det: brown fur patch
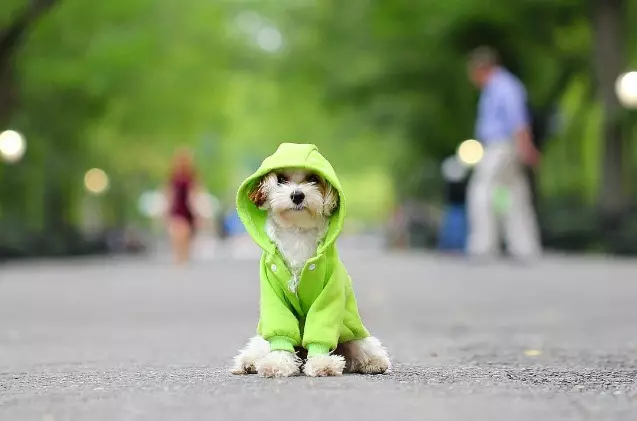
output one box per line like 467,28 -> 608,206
321,182 -> 339,215
248,180 -> 267,207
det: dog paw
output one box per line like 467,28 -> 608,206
230,336 -> 270,375
230,360 -> 257,375
230,352 -> 259,375
343,336 -> 391,375
255,350 -> 301,378
303,354 -> 346,377
354,354 -> 391,375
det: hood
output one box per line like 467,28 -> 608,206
236,143 -> 346,254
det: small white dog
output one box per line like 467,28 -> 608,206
231,143 -> 391,378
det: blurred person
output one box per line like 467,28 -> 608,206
166,148 -> 199,264
438,157 -> 470,253
466,46 -> 541,261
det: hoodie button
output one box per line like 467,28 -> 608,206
271,264 -> 277,272
308,264 -> 316,271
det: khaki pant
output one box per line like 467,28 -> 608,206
467,141 -> 541,259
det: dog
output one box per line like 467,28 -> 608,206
230,143 -> 391,378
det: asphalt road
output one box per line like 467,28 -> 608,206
1,248 -> 636,420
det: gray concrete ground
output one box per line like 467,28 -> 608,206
1,246 -> 636,421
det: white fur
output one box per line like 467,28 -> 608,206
303,354 -> 346,377
258,169 -> 334,293
258,170 -> 337,220
340,336 -> 391,374
230,335 -> 271,374
266,217 -> 327,292
255,350 -> 302,378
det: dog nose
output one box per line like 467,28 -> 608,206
290,191 -> 305,205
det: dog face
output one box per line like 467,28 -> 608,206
248,168 -> 338,228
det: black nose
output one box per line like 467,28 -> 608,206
290,191 -> 305,205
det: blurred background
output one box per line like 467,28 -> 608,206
1,0 -> 637,261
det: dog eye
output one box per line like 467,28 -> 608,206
306,174 -> 320,184
277,174 -> 287,184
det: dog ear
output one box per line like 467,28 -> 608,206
322,183 -> 339,216
248,172 -> 277,209
248,178 -> 268,208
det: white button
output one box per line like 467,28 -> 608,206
308,264 -> 316,271
271,264 -> 277,272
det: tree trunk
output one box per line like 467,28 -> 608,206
592,0 -> 627,224
0,0 -> 60,125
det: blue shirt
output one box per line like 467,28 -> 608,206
475,67 -> 529,144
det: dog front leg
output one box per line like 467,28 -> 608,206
230,335 -> 271,374
255,350 -> 302,378
340,336 -> 391,374
303,353 -> 346,377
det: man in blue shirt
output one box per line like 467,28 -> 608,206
466,47 -> 541,260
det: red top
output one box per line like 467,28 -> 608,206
169,170 -> 195,222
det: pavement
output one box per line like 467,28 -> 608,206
1,243 -> 637,420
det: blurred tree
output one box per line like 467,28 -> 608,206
0,0 -> 243,254
299,0 -> 587,158
591,0 -> 627,223
2,0 -> 637,256
0,0 -> 58,125
278,0 -> 633,211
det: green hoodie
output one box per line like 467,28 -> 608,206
236,143 -> 370,356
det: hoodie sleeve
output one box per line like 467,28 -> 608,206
302,263 -> 347,356
258,258 -> 301,352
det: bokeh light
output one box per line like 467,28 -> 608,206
256,26 -> 283,52
615,71 -> 637,108
233,10 -> 283,53
193,191 -> 221,219
137,190 -> 167,218
457,139 -> 484,166
441,155 -> 469,182
84,168 -> 109,195
0,130 -> 27,163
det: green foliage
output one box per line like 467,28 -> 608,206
1,0 -> 636,241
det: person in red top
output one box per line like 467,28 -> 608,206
166,148 -> 199,263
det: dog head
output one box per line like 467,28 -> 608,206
248,168 -> 338,228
